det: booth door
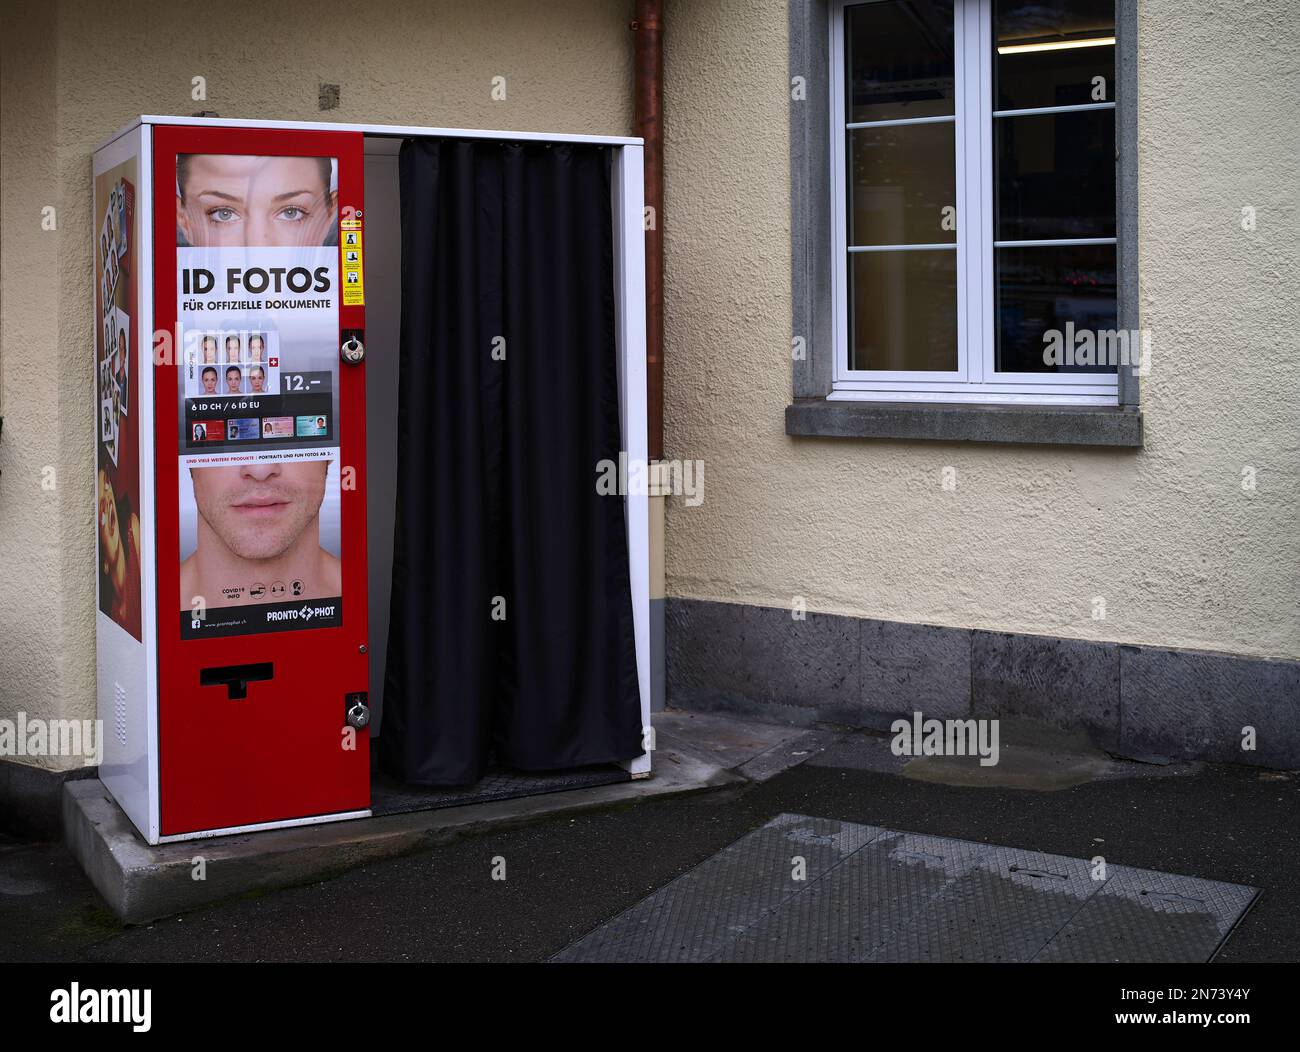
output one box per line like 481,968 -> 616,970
152,125 -> 370,836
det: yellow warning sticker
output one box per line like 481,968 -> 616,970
338,207 -> 365,303
341,230 -> 364,305
342,266 -> 365,305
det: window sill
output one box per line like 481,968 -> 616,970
785,398 -> 1143,448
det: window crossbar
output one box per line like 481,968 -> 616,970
848,243 -> 958,253
845,113 -> 957,130
992,101 -> 1116,118
993,237 -> 1117,248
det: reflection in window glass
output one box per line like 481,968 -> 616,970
994,0 -> 1116,110
996,108 -> 1116,240
850,123 -> 957,246
847,0 -> 956,122
837,0 -> 1121,389
851,250 -> 958,371
995,244 -> 1117,374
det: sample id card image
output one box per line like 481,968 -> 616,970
191,419 -> 226,443
260,416 -> 295,439
225,417 -> 260,441
295,415 -> 329,437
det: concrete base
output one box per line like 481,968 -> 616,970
64,744 -> 740,925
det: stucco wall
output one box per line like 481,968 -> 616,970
0,0 -> 634,772
662,0 -> 1300,659
0,2 -> 65,769
2,0 -> 1296,777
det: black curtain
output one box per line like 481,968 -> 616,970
381,137 -> 643,786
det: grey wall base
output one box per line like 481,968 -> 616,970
651,595 -> 666,712
0,759 -> 97,840
666,598 -> 1300,769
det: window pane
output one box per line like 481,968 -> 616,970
994,0 -> 1116,111
995,244 -> 1117,373
850,250 -> 958,371
846,0 -> 955,122
849,124 -> 957,246
995,108 -> 1115,240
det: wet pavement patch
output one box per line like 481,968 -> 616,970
552,813 -> 1259,962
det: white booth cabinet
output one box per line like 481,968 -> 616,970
93,116 -> 651,844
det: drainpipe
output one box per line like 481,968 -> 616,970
632,1 -> 666,717
633,0 -> 663,462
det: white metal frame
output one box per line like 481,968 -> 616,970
95,115 -> 642,153
829,0 -> 1119,406
612,146 -> 653,778
94,123 -> 161,843
156,810 -> 373,844
94,116 -> 652,844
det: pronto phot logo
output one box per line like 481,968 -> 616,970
0,713 -> 102,767
50,983 -> 151,1032
891,712 -> 1000,767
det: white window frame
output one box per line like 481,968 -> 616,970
829,0 -> 1119,406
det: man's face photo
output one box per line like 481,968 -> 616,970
176,154 -> 337,247
190,460 -> 329,562
202,367 -> 218,393
225,366 -> 242,393
249,367 -> 266,393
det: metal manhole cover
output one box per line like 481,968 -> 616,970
552,814 -> 1259,963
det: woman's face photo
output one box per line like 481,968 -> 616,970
176,154 -> 336,248
98,469 -> 121,559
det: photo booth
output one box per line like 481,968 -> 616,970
93,116 -> 651,844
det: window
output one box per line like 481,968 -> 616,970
830,0 -> 1121,405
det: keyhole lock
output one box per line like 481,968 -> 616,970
345,692 -> 371,729
341,329 -> 365,364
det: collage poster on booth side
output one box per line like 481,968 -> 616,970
175,153 -> 344,639
95,160 -> 143,641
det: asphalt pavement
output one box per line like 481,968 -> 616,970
2,731 -> 1296,962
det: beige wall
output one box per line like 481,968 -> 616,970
662,0 -> 1300,659
0,0 -> 634,772
0,1 -> 66,767
3,0 -> 1297,776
